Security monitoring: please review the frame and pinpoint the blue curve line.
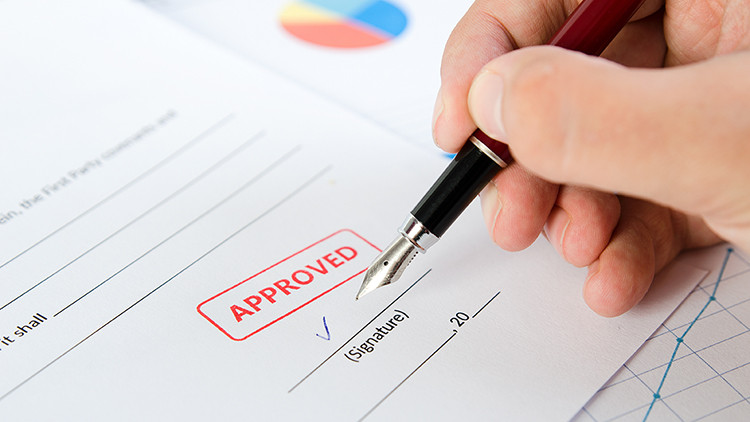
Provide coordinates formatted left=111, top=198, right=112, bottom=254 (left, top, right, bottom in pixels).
left=643, top=247, right=733, bottom=421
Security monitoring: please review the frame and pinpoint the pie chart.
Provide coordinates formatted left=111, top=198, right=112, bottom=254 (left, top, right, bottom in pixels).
left=279, top=0, right=408, bottom=48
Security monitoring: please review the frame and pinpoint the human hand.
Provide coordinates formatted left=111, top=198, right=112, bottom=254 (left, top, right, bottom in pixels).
left=433, top=0, right=750, bottom=316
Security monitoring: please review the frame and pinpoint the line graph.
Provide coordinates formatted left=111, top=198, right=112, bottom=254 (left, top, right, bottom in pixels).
left=574, top=246, right=750, bottom=421
left=643, top=248, right=733, bottom=420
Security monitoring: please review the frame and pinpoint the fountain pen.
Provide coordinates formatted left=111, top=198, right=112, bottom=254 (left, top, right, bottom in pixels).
left=356, top=0, right=648, bottom=300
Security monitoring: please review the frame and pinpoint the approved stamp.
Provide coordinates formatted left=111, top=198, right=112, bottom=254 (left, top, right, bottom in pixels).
left=197, top=229, right=380, bottom=341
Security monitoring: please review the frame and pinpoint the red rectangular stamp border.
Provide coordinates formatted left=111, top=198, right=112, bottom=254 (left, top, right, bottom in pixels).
left=196, top=229, right=380, bottom=341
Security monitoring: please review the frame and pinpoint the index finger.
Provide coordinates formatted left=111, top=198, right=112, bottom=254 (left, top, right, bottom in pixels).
left=433, top=0, right=578, bottom=152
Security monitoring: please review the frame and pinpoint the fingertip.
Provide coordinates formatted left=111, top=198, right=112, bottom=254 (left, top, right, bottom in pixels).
left=489, top=166, right=558, bottom=251
left=432, top=84, right=477, bottom=153
left=475, top=46, right=641, bottom=192
left=470, top=47, right=578, bottom=172
left=583, top=218, right=655, bottom=317
left=584, top=263, right=637, bottom=317
left=468, top=68, right=507, bottom=141
left=552, top=189, right=621, bottom=267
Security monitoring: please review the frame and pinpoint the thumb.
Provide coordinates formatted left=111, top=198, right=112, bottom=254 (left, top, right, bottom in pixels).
left=467, top=46, right=750, bottom=223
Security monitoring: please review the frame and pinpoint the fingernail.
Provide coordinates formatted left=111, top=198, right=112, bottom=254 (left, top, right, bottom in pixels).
left=543, top=206, right=571, bottom=260
left=432, top=87, right=444, bottom=147
left=479, top=182, right=502, bottom=237
left=468, top=70, right=507, bottom=140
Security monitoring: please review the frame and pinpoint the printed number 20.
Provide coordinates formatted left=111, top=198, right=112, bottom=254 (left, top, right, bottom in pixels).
left=450, top=312, right=470, bottom=328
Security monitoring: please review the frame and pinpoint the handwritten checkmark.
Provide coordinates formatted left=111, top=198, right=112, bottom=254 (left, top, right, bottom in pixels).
left=316, top=316, right=331, bottom=341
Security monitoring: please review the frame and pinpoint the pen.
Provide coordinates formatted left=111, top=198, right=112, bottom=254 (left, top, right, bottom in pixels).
left=356, top=0, right=648, bottom=300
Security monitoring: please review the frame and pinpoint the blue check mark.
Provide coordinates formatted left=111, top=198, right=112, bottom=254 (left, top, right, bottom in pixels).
left=316, top=316, right=331, bottom=341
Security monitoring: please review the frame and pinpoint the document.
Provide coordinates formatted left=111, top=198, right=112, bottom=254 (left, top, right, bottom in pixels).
left=138, top=2, right=750, bottom=420
left=0, top=1, right=706, bottom=420
left=140, top=0, right=474, bottom=146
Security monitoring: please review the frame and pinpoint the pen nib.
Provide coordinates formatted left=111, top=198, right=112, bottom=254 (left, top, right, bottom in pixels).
left=356, top=235, right=417, bottom=300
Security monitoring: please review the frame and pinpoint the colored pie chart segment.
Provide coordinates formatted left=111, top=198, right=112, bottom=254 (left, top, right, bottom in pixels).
left=280, top=0, right=408, bottom=48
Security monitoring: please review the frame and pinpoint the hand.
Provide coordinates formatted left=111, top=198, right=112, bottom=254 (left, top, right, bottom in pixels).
left=433, top=0, right=750, bottom=316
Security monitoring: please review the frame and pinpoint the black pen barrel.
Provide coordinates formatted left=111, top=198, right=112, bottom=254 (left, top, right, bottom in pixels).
left=411, top=140, right=504, bottom=238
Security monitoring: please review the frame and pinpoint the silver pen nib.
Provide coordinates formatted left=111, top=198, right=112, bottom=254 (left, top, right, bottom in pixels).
left=356, top=235, right=417, bottom=300
left=357, top=215, right=439, bottom=300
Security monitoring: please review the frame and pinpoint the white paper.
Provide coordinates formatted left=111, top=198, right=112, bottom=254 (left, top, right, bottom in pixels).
left=0, top=1, right=704, bottom=420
